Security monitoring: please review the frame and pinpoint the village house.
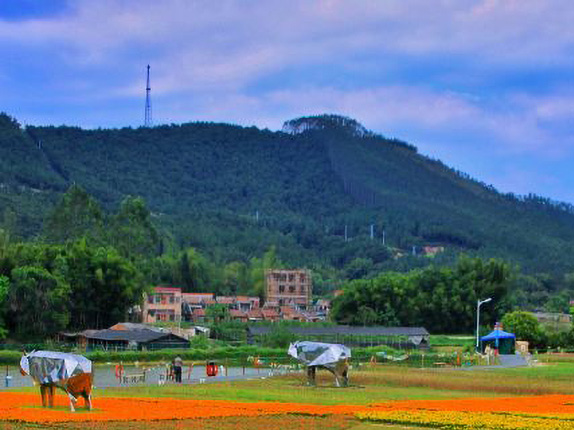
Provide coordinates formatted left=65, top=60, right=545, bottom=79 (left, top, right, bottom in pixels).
left=141, top=271, right=326, bottom=324
left=265, top=269, right=312, bottom=309
left=142, top=286, right=182, bottom=323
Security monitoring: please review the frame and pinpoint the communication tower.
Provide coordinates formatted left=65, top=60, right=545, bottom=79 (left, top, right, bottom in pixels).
left=144, top=65, right=152, bottom=127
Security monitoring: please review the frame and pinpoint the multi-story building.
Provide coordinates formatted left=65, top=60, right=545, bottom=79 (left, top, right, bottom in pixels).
left=265, top=269, right=312, bottom=309
left=142, top=281, right=319, bottom=324
left=142, top=286, right=182, bottom=323
left=142, top=287, right=263, bottom=323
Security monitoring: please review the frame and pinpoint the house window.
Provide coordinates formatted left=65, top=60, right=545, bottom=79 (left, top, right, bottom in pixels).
left=279, top=285, right=285, bottom=293
left=289, top=286, right=295, bottom=293
left=154, top=295, right=161, bottom=304
left=169, top=295, right=175, bottom=304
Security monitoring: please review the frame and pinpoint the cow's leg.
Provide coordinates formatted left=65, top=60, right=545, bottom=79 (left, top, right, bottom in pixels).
left=342, top=368, right=349, bottom=387
left=48, top=385, right=55, bottom=408
left=67, top=391, right=77, bottom=412
left=325, top=367, right=340, bottom=387
left=40, top=385, right=48, bottom=407
left=306, top=366, right=316, bottom=386
left=85, top=393, right=92, bottom=411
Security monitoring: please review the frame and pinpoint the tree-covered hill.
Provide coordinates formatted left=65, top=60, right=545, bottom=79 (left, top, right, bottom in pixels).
left=1, top=112, right=574, bottom=276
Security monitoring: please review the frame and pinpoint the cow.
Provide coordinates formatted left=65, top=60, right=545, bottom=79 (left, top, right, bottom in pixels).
left=288, top=341, right=351, bottom=387
left=20, top=351, right=93, bottom=412
left=306, top=358, right=349, bottom=387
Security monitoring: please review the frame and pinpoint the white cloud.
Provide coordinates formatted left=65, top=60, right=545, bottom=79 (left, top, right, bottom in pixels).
left=3, top=0, right=573, bottom=90
left=1, top=0, right=574, bottom=201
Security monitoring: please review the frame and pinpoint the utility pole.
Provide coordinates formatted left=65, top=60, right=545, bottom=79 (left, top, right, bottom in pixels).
left=370, top=224, right=374, bottom=240
left=344, top=225, right=348, bottom=242
left=476, top=298, right=493, bottom=352
left=382, top=229, right=386, bottom=246
left=144, top=65, right=152, bottom=127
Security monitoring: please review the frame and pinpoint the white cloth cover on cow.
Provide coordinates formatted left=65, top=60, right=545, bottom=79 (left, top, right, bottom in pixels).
left=288, top=341, right=351, bottom=369
left=20, top=351, right=92, bottom=385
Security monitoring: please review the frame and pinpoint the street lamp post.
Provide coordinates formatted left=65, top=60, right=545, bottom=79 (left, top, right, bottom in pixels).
left=476, top=298, right=492, bottom=352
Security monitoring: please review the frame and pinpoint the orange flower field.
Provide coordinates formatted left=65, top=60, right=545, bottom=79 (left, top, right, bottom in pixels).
left=371, top=394, right=574, bottom=415
left=0, top=392, right=361, bottom=423
left=4, top=392, right=574, bottom=424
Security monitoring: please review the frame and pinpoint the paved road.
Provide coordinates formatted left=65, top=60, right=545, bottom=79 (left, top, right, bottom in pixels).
left=1, top=364, right=291, bottom=389
left=456, top=354, right=529, bottom=370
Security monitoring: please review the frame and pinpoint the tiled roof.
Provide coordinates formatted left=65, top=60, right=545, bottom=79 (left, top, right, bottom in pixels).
left=247, top=325, right=430, bottom=336
left=262, top=309, right=279, bottom=319
left=153, top=286, right=182, bottom=293
left=235, top=296, right=259, bottom=302
left=280, top=306, right=297, bottom=315
left=229, top=309, right=247, bottom=318
left=84, top=329, right=189, bottom=343
left=108, top=322, right=165, bottom=332
left=247, top=309, right=264, bottom=319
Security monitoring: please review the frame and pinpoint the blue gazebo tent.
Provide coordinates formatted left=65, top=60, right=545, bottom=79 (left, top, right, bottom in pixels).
left=480, top=328, right=515, bottom=354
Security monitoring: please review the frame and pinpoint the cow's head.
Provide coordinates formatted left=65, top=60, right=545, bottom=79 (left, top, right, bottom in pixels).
left=19, top=350, right=30, bottom=376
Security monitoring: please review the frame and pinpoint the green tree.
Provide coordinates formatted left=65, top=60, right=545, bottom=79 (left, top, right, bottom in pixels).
left=2, top=208, right=17, bottom=241
left=0, top=228, right=9, bottom=262
left=205, top=303, right=229, bottom=323
left=110, top=196, right=160, bottom=258
left=64, top=241, right=142, bottom=329
left=0, top=275, right=9, bottom=339
left=250, top=246, right=281, bottom=300
left=501, top=310, right=544, bottom=346
left=344, top=257, right=374, bottom=280
left=331, top=256, right=510, bottom=333
left=176, top=248, right=212, bottom=292
left=44, top=185, right=104, bottom=243
left=8, top=266, right=70, bottom=338
left=222, top=261, right=249, bottom=295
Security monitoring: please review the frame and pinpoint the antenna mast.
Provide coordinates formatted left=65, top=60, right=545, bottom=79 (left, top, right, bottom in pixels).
left=144, top=65, right=152, bottom=127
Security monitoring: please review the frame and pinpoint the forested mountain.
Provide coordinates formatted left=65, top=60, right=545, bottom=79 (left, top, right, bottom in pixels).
left=1, top=112, right=574, bottom=278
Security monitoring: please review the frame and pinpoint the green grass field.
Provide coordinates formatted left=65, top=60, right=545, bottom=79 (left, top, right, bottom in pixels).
left=87, top=361, right=574, bottom=404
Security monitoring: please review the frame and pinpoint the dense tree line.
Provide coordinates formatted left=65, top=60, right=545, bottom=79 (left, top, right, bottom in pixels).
left=0, top=240, right=142, bottom=339
left=331, top=256, right=511, bottom=333
left=0, top=186, right=291, bottom=340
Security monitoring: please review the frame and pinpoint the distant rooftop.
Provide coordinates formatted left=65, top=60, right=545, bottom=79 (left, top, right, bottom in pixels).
left=247, top=325, right=429, bottom=337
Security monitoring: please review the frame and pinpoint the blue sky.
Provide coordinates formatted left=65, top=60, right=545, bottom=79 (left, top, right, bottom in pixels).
left=1, top=1, right=573, bottom=203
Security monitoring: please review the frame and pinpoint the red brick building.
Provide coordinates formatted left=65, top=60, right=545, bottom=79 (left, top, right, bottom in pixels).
left=265, top=269, right=312, bottom=308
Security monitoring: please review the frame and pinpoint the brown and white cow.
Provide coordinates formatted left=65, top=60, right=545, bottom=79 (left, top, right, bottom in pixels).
left=20, top=351, right=93, bottom=412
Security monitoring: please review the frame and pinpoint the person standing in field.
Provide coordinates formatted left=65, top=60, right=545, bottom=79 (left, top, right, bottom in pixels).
left=173, top=356, right=183, bottom=383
